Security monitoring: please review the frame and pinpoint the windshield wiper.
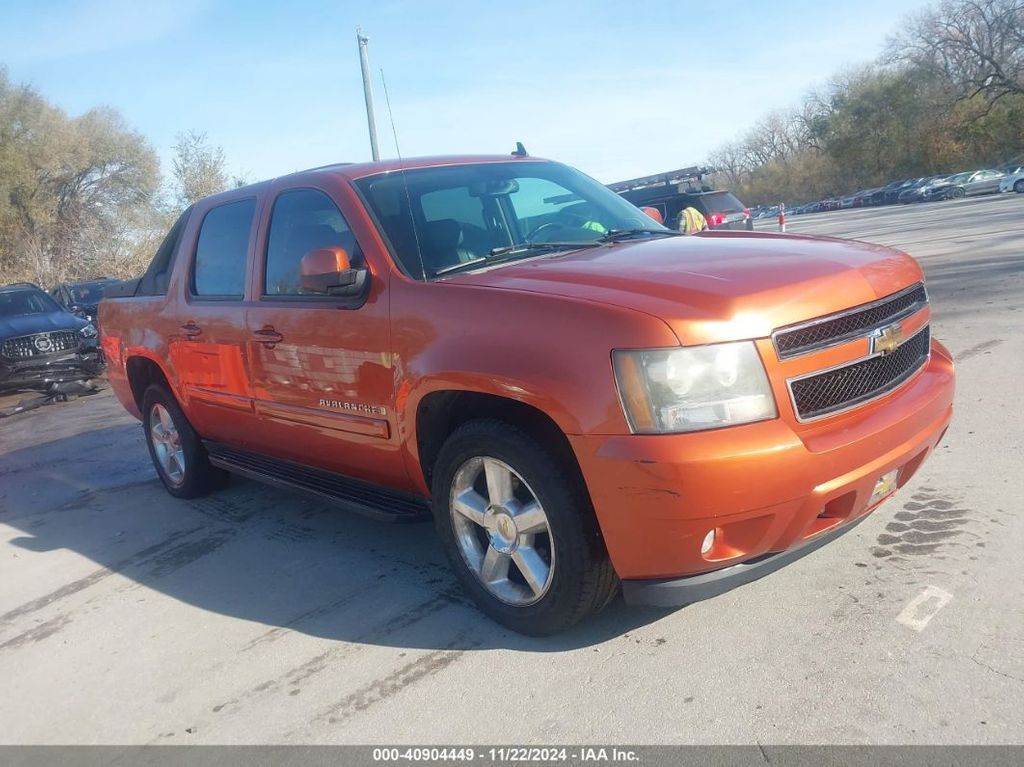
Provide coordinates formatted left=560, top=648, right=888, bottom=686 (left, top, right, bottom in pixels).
left=432, top=241, right=601, bottom=277
left=431, top=231, right=674, bottom=279
left=598, top=228, right=682, bottom=242
left=488, top=240, right=604, bottom=258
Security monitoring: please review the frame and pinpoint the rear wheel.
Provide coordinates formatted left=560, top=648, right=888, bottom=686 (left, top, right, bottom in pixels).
left=143, top=384, right=228, bottom=498
left=432, top=419, right=617, bottom=635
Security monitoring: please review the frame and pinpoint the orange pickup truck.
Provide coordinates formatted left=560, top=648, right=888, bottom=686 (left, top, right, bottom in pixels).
left=101, top=154, right=955, bottom=635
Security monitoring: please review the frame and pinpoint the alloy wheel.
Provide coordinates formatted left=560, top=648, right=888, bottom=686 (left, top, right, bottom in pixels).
left=150, top=403, right=186, bottom=486
left=449, top=456, right=555, bottom=605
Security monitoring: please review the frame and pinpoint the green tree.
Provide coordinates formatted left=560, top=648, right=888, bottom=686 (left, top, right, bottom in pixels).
left=171, top=130, right=229, bottom=209
left=0, top=67, right=161, bottom=285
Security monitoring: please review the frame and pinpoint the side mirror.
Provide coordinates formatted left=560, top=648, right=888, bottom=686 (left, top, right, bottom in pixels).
left=640, top=206, right=664, bottom=225
left=299, top=246, right=368, bottom=296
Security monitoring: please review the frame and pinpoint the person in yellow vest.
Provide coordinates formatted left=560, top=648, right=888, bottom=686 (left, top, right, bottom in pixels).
left=679, top=206, right=708, bottom=234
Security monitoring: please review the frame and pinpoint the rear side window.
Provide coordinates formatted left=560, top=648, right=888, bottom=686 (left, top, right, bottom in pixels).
left=137, top=207, right=192, bottom=297
left=264, top=189, right=361, bottom=296
left=192, top=199, right=256, bottom=298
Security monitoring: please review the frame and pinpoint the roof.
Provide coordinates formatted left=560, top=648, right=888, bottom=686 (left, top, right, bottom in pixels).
left=608, top=166, right=713, bottom=193
left=225, top=154, right=550, bottom=197
left=313, top=154, right=547, bottom=181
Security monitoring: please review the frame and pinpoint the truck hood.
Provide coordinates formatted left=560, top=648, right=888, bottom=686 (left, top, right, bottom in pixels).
left=0, top=311, right=87, bottom=339
left=449, top=231, right=924, bottom=345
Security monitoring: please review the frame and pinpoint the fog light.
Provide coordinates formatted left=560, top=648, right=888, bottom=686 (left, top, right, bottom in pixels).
left=701, top=528, right=716, bottom=555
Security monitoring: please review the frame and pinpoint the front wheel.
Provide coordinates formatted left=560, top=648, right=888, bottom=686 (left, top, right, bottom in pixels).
left=951, top=186, right=966, bottom=198
left=1014, top=180, right=1024, bottom=194
left=432, top=419, right=617, bottom=635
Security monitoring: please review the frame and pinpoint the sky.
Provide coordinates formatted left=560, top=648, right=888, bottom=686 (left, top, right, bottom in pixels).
left=0, top=0, right=931, bottom=185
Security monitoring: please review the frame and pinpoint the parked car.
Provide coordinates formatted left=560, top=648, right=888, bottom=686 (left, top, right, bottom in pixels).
left=0, top=282, right=102, bottom=395
left=609, top=168, right=752, bottom=230
left=945, top=169, right=1006, bottom=198
left=924, top=172, right=973, bottom=200
left=50, top=278, right=121, bottom=327
left=805, top=201, right=828, bottom=214
left=898, top=175, right=953, bottom=203
left=100, top=153, right=954, bottom=635
left=998, top=167, right=1024, bottom=193
left=885, top=178, right=927, bottom=205
left=868, top=183, right=902, bottom=206
left=852, top=189, right=880, bottom=207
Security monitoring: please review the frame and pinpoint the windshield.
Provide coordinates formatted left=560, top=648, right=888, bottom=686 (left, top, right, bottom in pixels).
left=355, top=161, right=668, bottom=279
left=0, top=289, right=61, bottom=318
left=69, top=282, right=108, bottom=303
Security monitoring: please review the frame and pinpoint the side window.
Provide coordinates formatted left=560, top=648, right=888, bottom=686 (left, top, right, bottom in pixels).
left=192, top=198, right=256, bottom=298
left=138, top=207, right=191, bottom=297
left=264, top=189, right=361, bottom=296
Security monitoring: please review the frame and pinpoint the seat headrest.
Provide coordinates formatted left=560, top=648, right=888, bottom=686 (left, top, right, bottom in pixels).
left=425, top=219, right=461, bottom=251
left=286, top=224, right=345, bottom=257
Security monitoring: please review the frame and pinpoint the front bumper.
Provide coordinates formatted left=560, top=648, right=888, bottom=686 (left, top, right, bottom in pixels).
left=0, top=348, right=103, bottom=392
left=622, top=514, right=868, bottom=607
left=569, top=341, right=955, bottom=603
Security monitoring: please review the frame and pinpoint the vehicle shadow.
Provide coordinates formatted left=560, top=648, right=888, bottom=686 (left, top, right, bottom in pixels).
left=0, top=423, right=675, bottom=654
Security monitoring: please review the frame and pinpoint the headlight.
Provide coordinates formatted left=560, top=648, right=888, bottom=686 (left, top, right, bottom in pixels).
left=79, top=323, right=97, bottom=339
left=612, top=341, right=777, bottom=433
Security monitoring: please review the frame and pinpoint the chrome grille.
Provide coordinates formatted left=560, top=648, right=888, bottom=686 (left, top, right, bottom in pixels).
left=788, top=325, right=930, bottom=421
left=1, top=330, right=81, bottom=359
left=774, top=284, right=927, bottom=359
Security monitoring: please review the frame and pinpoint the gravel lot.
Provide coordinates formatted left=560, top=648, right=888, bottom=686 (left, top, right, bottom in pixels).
left=1, top=194, right=1022, bottom=744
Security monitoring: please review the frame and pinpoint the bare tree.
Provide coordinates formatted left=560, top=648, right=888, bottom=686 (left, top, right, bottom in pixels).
left=890, top=0, right=1024, bottom=105
left=707, top=141, right=749, bottom=188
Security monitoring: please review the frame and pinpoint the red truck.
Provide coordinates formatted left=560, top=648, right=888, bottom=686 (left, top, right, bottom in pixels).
left=101, top=154, right=955, bottom=635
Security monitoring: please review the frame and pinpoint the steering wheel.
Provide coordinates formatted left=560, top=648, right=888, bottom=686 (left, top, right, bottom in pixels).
left=523, top=221, right=563, bottom=242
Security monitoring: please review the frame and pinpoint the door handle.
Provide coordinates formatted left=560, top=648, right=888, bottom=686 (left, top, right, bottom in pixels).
left=253, top=326, right=284, bottom=347
left=180, top=322, right=202, bottom=338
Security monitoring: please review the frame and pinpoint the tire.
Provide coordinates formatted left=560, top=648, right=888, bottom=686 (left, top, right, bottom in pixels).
left=952, top=186, right=966, bottom=199
left=431, top=418, right=617, bottom=635
left=142, top=384, right=228, bottom=498
left=1015, top=180, right=1024, bottom=194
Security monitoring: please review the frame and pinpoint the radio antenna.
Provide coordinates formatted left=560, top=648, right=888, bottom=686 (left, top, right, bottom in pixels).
left=380, top=68, right=427, bottom=281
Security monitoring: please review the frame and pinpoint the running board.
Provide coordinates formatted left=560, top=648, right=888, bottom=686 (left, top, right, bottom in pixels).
left=205, top=442, right=431, bottom=523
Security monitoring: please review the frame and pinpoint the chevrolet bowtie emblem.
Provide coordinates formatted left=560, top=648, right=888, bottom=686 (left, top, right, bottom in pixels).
left=872, top=323, right=904, bottom=356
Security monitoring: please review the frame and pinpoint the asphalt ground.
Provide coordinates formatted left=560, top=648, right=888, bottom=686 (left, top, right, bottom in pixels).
left=1, top=193, right=1022, bottom=744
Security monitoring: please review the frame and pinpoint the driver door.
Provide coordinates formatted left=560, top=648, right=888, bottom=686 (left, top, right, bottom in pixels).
left=244, top=183, right=406, bottom=489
